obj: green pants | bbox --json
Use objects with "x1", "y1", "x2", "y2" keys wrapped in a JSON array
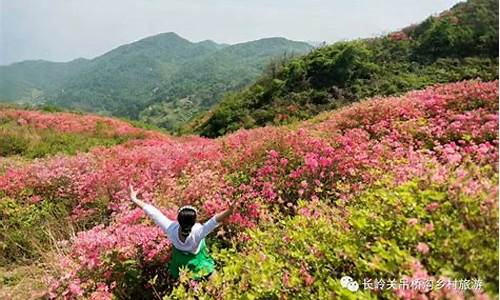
[{"x1": 168, "y1": 239, "x2": 215, "y2": 280}]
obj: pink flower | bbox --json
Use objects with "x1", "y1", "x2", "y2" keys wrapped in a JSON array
[
  {"x1": 304, "y1": 153, "x2": 319, "y2": 170},
  {"x1": 303, "y1": 272, "x2": 314, "y2": 286},
  {"x1": 29, "y1": 195, "x2": 42, "y2": 203},
  {"x1": 188, "y1": 280, "x2": 200, "y2": 291},
  {"x1": 282, "y1": 271, "x2": 290, "y2": 287},
  {"x1": 425, "y1": 202, "x2": 440, "y2": 213},
  {"x1": 2, "y1": 80, "x2": 497, "y2": 298},
  {"x1": 68, "y1": 281, "x2": 84, "y2": 296},
  {"x1": 268, "y1": 149, "x2": 279, "y2": 159},
  {"x1": 298, "y1": 207, "x2": 311, "y2": 217},
  {"x1": 416, "y1": 242, "x2": 430, "y2": 255},
  {"x1": 282, "y1": 235, "x2": 292, "y2": 243},
  {"x1": 300, "y1": 264, "x2": 315, "y2": 286},
  {"x1": 408, "y1": 218, "x2": 419, "y2": 226}
]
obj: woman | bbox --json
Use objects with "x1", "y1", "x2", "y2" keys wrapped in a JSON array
[{"x1": 129, "y1": 185, "x2": 234, "y2": 280}]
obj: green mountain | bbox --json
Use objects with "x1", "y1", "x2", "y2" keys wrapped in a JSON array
[
  {"x1": 138, "y1": 37, "x2": 312, "y2": 130},
  {"x1": 0, "y1": 33, "x2": 312, "y2": 130},
  {"x1": 191, "y1": 0, "x2": 499, "y2": 137},
  {"x1": 0, "y1": 58, "x2": 90, "y2": 102}
]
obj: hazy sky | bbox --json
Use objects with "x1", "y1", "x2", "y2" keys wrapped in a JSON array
[{"x1": 1, "y1": 0, "x2": 462, "y2": 65}]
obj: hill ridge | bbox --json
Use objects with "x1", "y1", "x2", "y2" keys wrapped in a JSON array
[
  {"x1": 190, "y1": 0, "x2": 499, "y2": 137},
  {"x1": 0, "y1": 32, "x2": 313, "y2": 130}
]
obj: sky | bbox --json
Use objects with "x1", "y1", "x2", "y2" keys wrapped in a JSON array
[{"x1": 1, "y1": 0, "x2": 463, "y2": 65}]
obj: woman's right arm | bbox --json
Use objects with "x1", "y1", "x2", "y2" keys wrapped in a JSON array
[
  {"x1": 130, "y1": 185, "x2": 174, "y2": 234},
  {"x1": 130, "y1": 185, "x2": 147, "y2": 208}
]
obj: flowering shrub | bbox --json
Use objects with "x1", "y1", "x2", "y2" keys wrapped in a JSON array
[
  {"x1": 0, "y1": 108, "x2": 162, "y2": 158},
  {"x1": 0, "y1": 80, "x2": 497, "y2": 298},
  {"x1": 0, "y1": 108, "x2": 158, "y2": 137},
  {"x1": 388, "y1": 31, "x2": 409, "y2": 41},
  {"x1": 169, "y1": 169, "x2": 498, "y2": 299}
]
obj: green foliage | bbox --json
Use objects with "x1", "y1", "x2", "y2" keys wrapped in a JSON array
[
  {"x1": 413, "y1": 0, "x2": 498, "y2": 60},
  {"x1": 0, "y1": 189, "x2": 111, "y2": 266},
  {"x1": 165, "y1": 172, "x2": 498, "y2": 299},
  {"x1": 305, "y1": 42, "x2": 377, "y2": 89},
  {"x1": 192, "y1": 0, "x2": 499, "y2": 137},
  {"x1": 0, "y1": 59, "x2": 89, "y2": 101},
  {"x1": 0, "y1": 197, "x2": 73, "y2": 265},
  {"x1": 93, "y1": 250, "x2": 172, "y2": 300}
]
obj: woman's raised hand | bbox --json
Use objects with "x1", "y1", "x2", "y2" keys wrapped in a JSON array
[
  {"x1": 129, "y1": 185, "x2": 145, "y2": 208},
  {"x1": 129, "y1": 185, "x2": 138, "y2": 199},
  {"x1": 214, "y1": 201, "x2": 237, "y2": 223}
]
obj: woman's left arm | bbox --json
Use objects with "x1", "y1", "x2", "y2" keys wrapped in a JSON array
[
  {"x1": 198, "y1": 202, "x2": 236, "y2": 239},
  {"x1": 130, "y1": 185, "x2": 175, "y2": 235},
  {"x1": 214, "y1": 205, "x2": 235, "y2": 223}
]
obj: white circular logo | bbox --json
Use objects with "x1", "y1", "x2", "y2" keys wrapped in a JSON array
[
  {"x1": 347, "y1": 281, "x2": 359, "y2": 292},
  {"x1": 340, "y1": 276, "x2": 353, "y2": 288},
  {"x1": 340, "y1": 275, "x2": 359, "y2": 292}
]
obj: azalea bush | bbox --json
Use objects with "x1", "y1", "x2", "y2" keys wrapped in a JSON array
[
  {"x1": 0, "y1": 80, "x2": 497, "y2": 299},
  {"x1": 192, "y1": 0, "x2": 499, "y2": 138},
  {"x1": 0, "y1": 108, "x2": 160, "y2": 158},
  {"x1": 169, "y1": 167, "x2": 497, "y2": 299},
  {"x1": 0, "y1": 108, "x2": 153, "y2": 137}
]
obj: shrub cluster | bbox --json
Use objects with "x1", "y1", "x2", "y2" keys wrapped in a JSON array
[{"x1": 0, "y1": 81, "x2": 497, "y2": 299}]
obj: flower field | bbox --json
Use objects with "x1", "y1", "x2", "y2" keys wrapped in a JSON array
[
  {"x1": 0, "y1": 109, "x2": 147, "y2": 135},
  {"x1": 0, "y1": 107, "x2": 164, "y2": 160},
  {"x1": 0, "y1": 80, "x2": 498, "y2": 299}
]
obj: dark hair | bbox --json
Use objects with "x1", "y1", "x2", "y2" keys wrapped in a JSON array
[{"x1": 177, "y1": 208, "x2": 197, "y2": 238}]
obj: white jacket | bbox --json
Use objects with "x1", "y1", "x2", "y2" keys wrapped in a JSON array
[{"x1": 143, "y1": 204, "x2": 219, "y2": 254}]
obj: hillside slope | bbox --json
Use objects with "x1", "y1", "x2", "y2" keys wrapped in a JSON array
[
  {"x1": 0, "y1": 59, "x2": 90, "y2": 102},
  {"x1": 0, "y1": 33, "x2": 312, "y2": 131},
  {"x1": 191, "y1": 0, "x2": 499, "y2": 137},
  {"x1": 1, "y1": 80, "x2": 497, "y2": 299},
  {"x1": 0, "y1": 106, "x2": 164, "y2": 159}
]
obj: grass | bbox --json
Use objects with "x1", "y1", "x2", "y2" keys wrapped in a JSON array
[{"x1": 0, "y1": 264, "x2": 50, "y2": 299}]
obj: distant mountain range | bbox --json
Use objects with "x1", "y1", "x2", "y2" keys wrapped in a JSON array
[{"x1": 0, "y1": 33, "x2": 313, "y2": 130}]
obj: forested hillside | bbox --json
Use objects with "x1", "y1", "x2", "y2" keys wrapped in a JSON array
[
  {"x1": 0, "y1": 59, "x2": 90, "y2": 102},
  {"x1": 190, "y1": 0, "x2": 499, "y2": 137},
  {"x1": 0, "y1": 33, "x2": 312, "y2": 131}
]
